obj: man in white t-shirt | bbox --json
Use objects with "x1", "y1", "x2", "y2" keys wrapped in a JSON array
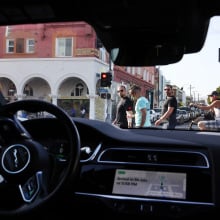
[{"x1": 80, "y1": 107, "x2": 86, "y2": 118}]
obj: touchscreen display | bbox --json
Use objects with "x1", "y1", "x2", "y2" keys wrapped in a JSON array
[{"x1": 112, "y1": 169, "x2": 186, "y2": 199}]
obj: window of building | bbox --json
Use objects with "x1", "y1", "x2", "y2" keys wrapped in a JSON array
[
  {"x1": 26, "y1": 39, "x2": 35, "y2": 53},
  {"x1": 6, "y1": 39, "x2": 15, "y2": 53},
  {"x1": 75, "y1": 83, "x2": 84, "y2": 96},
  {"x1": 55, "y1": 38, "x2": 73, "y2": 57},
  {"x1": 6, "y1": 38, "x2": 35, "y2": 54}
]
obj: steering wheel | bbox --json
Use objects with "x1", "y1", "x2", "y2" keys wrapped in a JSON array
[{"x1": 0, "y1": 100, "x2": 80, "y2": 216}]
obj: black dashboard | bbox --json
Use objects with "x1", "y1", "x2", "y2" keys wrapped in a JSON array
[{"x1": 19, "y1": 117, "x2": 220, "y2": 218}]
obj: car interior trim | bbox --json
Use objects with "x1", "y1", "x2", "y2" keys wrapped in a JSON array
[{"x1": 98, "y1": 148, "x2": 210, "y2": 168}]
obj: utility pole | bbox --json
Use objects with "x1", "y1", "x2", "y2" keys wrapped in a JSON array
[
  {"x1": 189, "y1": 84, "x2": 194, "y2": 102},
  {"x1": 189, "y1": 84, "x2": 192, "y2": 101}
]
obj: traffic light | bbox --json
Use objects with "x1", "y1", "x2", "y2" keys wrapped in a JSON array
[
  {"x1": 100, "y1": 93, "x2": 111, "y2": 99},
  {"x1": 100, "y1": 72, "x2": 108, "y2": 87},
  {"x1": 100, "y1": 72, "x2": 112, "y2": 87}
]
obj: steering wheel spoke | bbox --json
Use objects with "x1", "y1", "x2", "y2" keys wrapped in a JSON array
[{"x1": 19, "y1": 171, "x2": 43, "y2": 203}]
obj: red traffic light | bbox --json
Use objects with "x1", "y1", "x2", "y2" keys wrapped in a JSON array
[
  {"x1": 100, "y1": 72, "x2": 112, "y2": 87},
  {"x1": 101, "y1": 73, "x2": 108, "y2": 79}
]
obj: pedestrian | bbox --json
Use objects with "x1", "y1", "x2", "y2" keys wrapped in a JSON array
[
  {"x1": 112, "y1": 84, "x2": 133, "y2": 128},
  {"x1": 190, "y1": 91, "x2": 220, "y2": 131},
  {"x1": 71, "y1": 106, "x2": 76, "y2": 117},
  {"x1": 80, "y1": 106, "x2": 86, "y2": 118},
  {"x1": 155, "y1": 84, "x2": 177, "y2": 129},
  {"x1": 129, "y1": 84, "x2": 151, "y2": 128}
]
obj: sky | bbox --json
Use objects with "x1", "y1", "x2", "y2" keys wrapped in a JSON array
[{"x1": 160, "y1": 16, "x2": 220, "y2": 100}]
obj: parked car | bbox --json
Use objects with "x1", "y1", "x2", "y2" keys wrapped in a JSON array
[
  {"x1": 153, "y1": 108, "x2": 162, "y2": 119},
  {"x1": 179, "y1": 109, "x2": 190, "y2": 122},
  {"x1": 0, "y1": 1, "x2": 220, "y2": 220},
  {"x1": 176, "y1": 109, "x2": 185, "y2": 124},
  {"x1": 179, "y1": 106, "x2": 194, "y2": 120},
  {"x1": 150, "y1": 109, "x2": 157, "y2": 122}
]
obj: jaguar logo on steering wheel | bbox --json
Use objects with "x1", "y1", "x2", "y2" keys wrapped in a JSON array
[{"x1": 1, "y1": 145, "x2": 30, "y2": 174}]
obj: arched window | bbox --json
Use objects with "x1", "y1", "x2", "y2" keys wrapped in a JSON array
[
  {"x1": 70, "y1": 83, "x2": 88, "y2": 97},
  {"x1": 75, "y1": 83, "x2": 84, "y2": 96}
]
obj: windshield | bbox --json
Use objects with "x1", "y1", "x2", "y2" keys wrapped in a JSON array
[{"x1": 0, "y1": 17, "x2": 219, "y2": 132}]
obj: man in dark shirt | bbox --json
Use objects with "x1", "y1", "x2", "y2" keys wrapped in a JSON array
[
  {"x1": 112, "y1": 85, "x2": 133, "y2": 128},
  {"x1": 155, "y1": 84, "x2": 177, "y2": 129}
]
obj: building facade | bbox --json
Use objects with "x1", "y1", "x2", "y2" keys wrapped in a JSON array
[{"x1": 0, "y1": 22, "x2": 155, "y2": 121}]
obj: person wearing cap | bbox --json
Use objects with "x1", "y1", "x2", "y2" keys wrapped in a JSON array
[
  {"x1": 190, "y1": 91, "x2": 220, "y2": 131},
  {"x1": 209, "y1": 91, "x2": 219, "y2": 97}
]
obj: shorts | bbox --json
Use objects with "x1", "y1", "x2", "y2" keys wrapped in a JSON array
[{"x1": 201, "y1": 120, "x2": 220, "y2": 131}]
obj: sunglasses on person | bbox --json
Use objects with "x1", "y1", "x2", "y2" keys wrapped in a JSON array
[{"x1": 117, "y1": 89, "x2": 124, "y2": 92}]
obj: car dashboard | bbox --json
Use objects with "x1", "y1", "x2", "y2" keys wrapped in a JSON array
[{"x1": 18, "y1": 117, "x2": 220, "y2": 219}]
